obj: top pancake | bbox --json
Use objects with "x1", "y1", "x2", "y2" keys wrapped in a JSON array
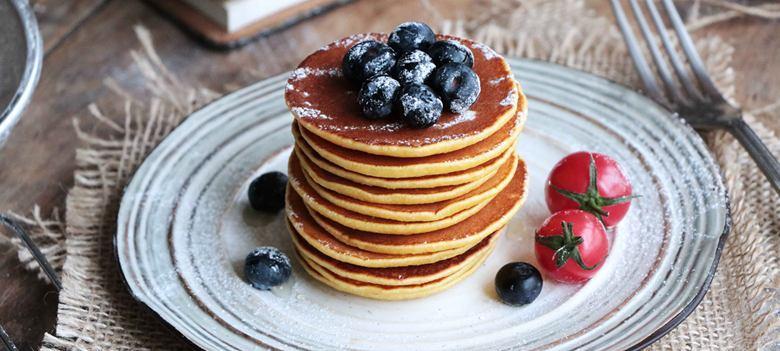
[{"x1": 285, "y1": 33, "x2": 524, "y2": 158}]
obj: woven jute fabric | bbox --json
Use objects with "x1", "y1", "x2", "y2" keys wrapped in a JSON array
[{"x1": 7, "y1": 1, "x2": 777, "y2": 349}]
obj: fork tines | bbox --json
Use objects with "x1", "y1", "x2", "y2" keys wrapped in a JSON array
[{"x1": 610, "y1": 0, "x2": 727, "y2": 110}]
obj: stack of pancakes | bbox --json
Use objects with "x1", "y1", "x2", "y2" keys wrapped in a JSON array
[{"x1": 283, "y1": 33, "x2": 528, "y2": 300}]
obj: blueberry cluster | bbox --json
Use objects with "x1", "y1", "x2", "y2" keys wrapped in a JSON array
[{"x1": 342, "y1": 22, "x2": 481, "y2": 128}]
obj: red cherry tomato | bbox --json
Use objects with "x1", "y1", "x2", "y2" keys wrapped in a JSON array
[
  {"x1": 545, "y1": 151, "x2": 635, "y2": 227},
  {"x1": 534, "y1": 210, "x2": 608, "y2": 283}
]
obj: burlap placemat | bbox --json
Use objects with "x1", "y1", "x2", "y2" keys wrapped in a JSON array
[{"x1": 7, "y1": 0, "x2": 778, "y2": 349}]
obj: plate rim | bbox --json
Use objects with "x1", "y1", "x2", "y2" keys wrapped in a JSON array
[{"x1": 114, "y1": 58, "x2": 732, "y2": 350}]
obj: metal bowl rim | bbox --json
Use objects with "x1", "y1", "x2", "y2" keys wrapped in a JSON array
[{"x1": 0, "y1": 0, "x2": 43, "y2": 142}]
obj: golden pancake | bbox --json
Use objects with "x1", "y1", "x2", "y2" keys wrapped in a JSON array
[
  {"x1": 285, "y1": 195, "x2": 473, "y2": 268},
  {"x1": 295, "y1": 139, "x2": 513, "y2": 190},
  {"x1": 307, "y1": 159, "x2": 528, "y2": 254},
  {"x1": 289, "y1": 157, "x2": 494, "y2": 235},
  {"x1": 292, "y1": 229, "x2": 499, "y2": 286},
  {"x1": 294, "y1": 111, "x2": 523, "y2": 178},
  {"x1": 296, "y1": 146, "x2": 503, "y2": 204},
  {"x1": 296, "y1": 152, "x2": 517, "y2": 222},
  {"x1": 285, "y1": 32, "x2": 526, "y2": 158},
  {"x1": 297, "y1": 241, "x2": 493, "y2": 300}
]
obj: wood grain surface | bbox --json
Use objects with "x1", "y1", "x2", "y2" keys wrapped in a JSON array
[{"x1": 0, "y1": 0, "x2": 777, "y2": 349}]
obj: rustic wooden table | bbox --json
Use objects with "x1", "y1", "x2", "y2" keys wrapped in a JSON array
[{"x1": 0, "y1": 0, "x2": 777, "y2": 349}]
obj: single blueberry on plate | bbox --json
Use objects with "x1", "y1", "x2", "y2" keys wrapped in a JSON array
[
  {"x1": 397, "y1": 83, "x2": 443, "y2": 128},
  {"x1": 248, "y1": 171, "x2": 288, "y2": 213},
  {"x1": 387, "y1": 22, "x2": 436, "y2": 53},
  {"x1": 342, "y1": 40, "x2": 396, "y2": 82},
  {"x1": 495, "y1": 262, "x2": 543, "y2": 306},
  {"x1": 244, "y1": 247, "x2": 292, "y2": 290},
  {"x1": 427, "y1": 40, "x2": 474, "y2": 67},
  {"x1": 429, "y1": 63, "x2": 481, "y2": 113},
  {"x1": 358, "y1": 75, "x2": 401, "y2": 119},
  {"x1": 391, "y1": 50, "x2": 436, "y2": 84}
]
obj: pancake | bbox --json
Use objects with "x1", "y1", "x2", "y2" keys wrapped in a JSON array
[
  {"x1": 289, "y1": 157, "x2": 494, "y2": 235},
  {"x1": 296, "y1": 146, "x2": 504, "y2": 204},
  {"x1": 292, "y1": 228, "x2": 499, "y2": 286},
  {"x1": 295, "y1": 139, "x2": 514, "y2": 190},
  {"x1": 296, "y1": 152, "x2": 518, "y2": 222},
  {"x1": 294, "y1": 109, "x2": 524, "y2": 178},
  {"x1": 285, "y1": 194, "x2": 475, "y2": 268},
  {"x1": 297, "y1": 241, "x2": 493, "y2": 300},
  {"x1": 285, "y1": 32, "x2": 526, "y2": 158},
  {"x1": 308, "y1": 159, "x2": 528, "y2": 254}
]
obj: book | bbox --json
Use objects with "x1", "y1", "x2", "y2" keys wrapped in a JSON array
[
  {"x1": 149, "y1": 0, "x2": 351, "y2": 49},
  {"x1": 183, "y1": 0, "x2": 309, "y2": 33}
]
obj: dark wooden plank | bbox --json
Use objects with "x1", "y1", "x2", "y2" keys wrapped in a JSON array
[
  {"x1": 703, "y1": 17, "x2": 780, "y2": 134},
  {"x1": 0, "y1": 239, "x2": 58, "y2": 351},
  {"x1": 31, "y1": 0, "x2": 108, "y2": 54}
]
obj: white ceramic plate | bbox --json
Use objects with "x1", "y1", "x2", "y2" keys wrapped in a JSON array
[{"x1": 116, "y1": 59, "x2": 729, "y2": 350}]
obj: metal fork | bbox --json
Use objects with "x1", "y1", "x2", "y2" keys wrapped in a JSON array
[
  {"x1": 611, "y1": 0, "x2": 780, "y2": 193},
  {"x1": 0, "y1": 214, "x2": 62, "y2": 351}
]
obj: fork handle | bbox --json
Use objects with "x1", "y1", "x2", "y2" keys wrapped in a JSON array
[{"x1": 726, "y1": 118, "x2": 780, "y2": 194}]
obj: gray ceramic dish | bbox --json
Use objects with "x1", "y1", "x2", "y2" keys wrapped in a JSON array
[
  {"x1": 116, "y1": 59, "x2": 730, "y2": 350},
  {"x1": 0, "y1": 0, "x2": 42, "y2": 146}
]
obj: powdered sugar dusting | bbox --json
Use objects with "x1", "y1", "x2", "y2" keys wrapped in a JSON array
[
  {"x1": 472, "y1": 42, "x2": 499, "y2": 60},
  {"x1": 320, "y1": 122, "x2": 404, "y2": 133},
  {"x1": 287, "y1": 67, "x2": 342, "y2": 95},
  {"x1": 501, "y1": 88, "x2": 518, "y2": 106},
  {"x1": 390, "y1": 132, "x2": 477, "y2": 146},
  {"x1": 248, "y1": 247, "x2": 291, "y2": 267},
  {"x1": 288, "y1": 67, "x2": 342, "y2": 82},
  {"x1": 291, "y1": 107, "x2": 331, "y2": 120},
  {"x1": 435, "y1": 110, "x2": 477, "y2": 129},
  {"x1": 489, "y1": 76, "x2": 507, "y2": 86},
  {"x1": 322, "y1": 33, "x2": 377, "y2": 51}
]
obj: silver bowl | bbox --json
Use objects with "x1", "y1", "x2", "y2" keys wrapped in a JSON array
[{"x1": 0, "y1": 0, "x2": 42, "y2": 146}]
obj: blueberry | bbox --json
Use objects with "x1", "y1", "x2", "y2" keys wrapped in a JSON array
[
  {"x1": 495, "y1": 262, "x2": 543, "y2": 306},
  {"x1": 358, "y1": 75, "x2": 401, "y2": 119},
  {"x1": 397, "y1": 83, "x2": 443, "y2": 128},
  {"x1": 387, "y1": 22, "x2": 436, "y2": 53},
  {"x1": 248, "y1": 171, "x2": 287, "y2": 213},
  {"x1": 342, "y1": 40, "x2": 396, "y2": 82},
  {"x1": 244, "y1": 247, "x2": 292, "y2": 290},
  {"x1": 427, "y1": 40, "x2": 474, "y2": 67},
  {"x1": 429, "y1": 63, "x2": 481, "y2": 113},
  {"x1": 391, "y1": 50, "x2": 436, "y2": 85}
]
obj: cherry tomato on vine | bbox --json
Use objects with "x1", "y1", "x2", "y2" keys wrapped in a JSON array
[
  {"x1": 534, "y1": 210, "x2": 608, "y2": 283},
  {"x1": 545, "y1": 151, "x2": 636, "y2": 227}
]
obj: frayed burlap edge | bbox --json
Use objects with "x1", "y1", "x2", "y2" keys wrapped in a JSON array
[
  {"x1": 36, "y1": 26, "x2": 217, "y2": 351},
  {"x1": 5, "y1": 1, "x2": 776, "y2": 349}
]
